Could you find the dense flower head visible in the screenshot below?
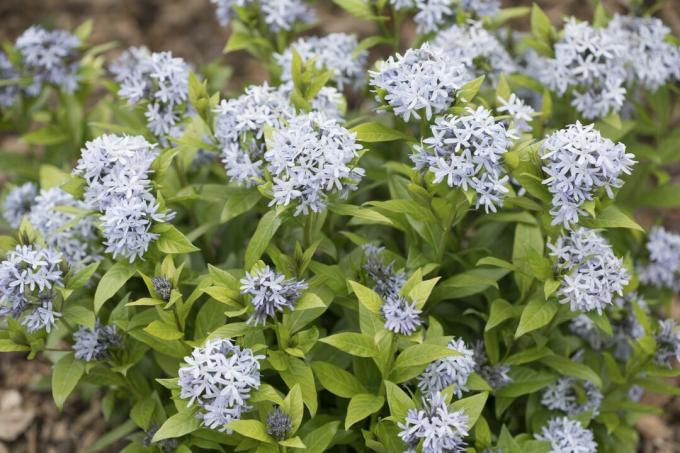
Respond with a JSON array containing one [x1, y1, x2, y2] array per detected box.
[[266, 407, 292, 441], [607, 15, 680, 91], [0, 52, 21, 107], [399, 391, 469, 453], [240, 265, 307, 326], [110, 47, 189, 140], [73, 320, 122, 362], [638, 226, 680, 291], [381, 295, 423, 335], [3, 182, 38, 228], [549, 228, 629, 313], [654, 319, 680, 368], [528, 18, 626, 119], [0, 244, 63, 333], [497, 93, 535, 139], [460, 0, 500, 17], [211, 0, 314, 31], [418, 338, 476, 397], [431, 22, 516, 80], [411, 106, 511, 213], [214, 83, 294, 187], [473, 341, 512, 390], [541, 377, 603, 416], [152, 276, 172, 301], [362, 244, 407, 300], [28, 188, 99, 270], [264, 112, 364, 215], [178, 338, 263, 431], [541, 122, 635, 227], [369, 43, 471, 121], [14, 25, 81, 95], [535, 417, 597, 453], [74, 134, 174, 262], [276, 33, 368, 90]]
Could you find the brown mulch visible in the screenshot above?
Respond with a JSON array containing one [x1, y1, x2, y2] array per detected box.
[[0, 353, 124, 453]]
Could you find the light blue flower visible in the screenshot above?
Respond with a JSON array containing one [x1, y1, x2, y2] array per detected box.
[[3, 182, 37, 228], [418, 338, 476, 397], [240, 266, 307, 326], [535, 417, 597, 453]]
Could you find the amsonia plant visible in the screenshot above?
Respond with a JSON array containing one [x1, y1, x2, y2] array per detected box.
[[1, 1, 680, 452]]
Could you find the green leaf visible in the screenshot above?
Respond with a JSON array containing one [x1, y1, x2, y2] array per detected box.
[[302, 421, 339, 453], [384, 380, 414, 421], [62, 305, 96, 330], [458, 75, 485, 102], [282, 384, 304, 434], [393, 343, 458, 370], [229, 419, 275, 443], [23, 126, 69, 145], [154, 224, 200, 254], [345, 393, 385, 430], [0, 339, 30, 352], [450, 392, 488, 429], [65, 262, 99, 290], [540, 355, 602, 388], [279, 357, 317, 415], [349, 280, 383, 315], [333, 0, 373, 19], [581, 204, 644, 231], [40, 164, 71, 189], [486, 299, 516, 331], [279, 437, 306, 448], [152, 408, 202, 442], [515, 297, 557, 338], [496, 368, 557, 397], [407, 277, 440, 309], [143, 320, 183, 340], [530, 4, 555, 44], [320, 332, 376, 357], [94, 261, 136, 313], [245, 209, 282, 269], [52, 352, 85, 410], [312, 362, 368, 398], [513, 223, 544, 297], [350, 122, 406, 142]]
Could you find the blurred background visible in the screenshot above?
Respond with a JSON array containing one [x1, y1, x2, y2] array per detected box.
[[0, 0, 678, 452]]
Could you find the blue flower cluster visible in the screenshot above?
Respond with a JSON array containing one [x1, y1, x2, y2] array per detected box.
[[412, 107, 511, 213], [418, 337, 476, 397], [535, 417, 597, 453], [74, 134, 175, 262], [370, 44, 471, 121], [211, 0, 314, 31], [240, 265, 307, 326], [638, 226, 680, 291], [541, 376, 603, 416], [178, 338, 263, 431], [548, 228, 628, 313], [73, 320, 122, 362], [541, 122, 635, 227], [0, 245, 63, 333], [110, 47, 189, 142]]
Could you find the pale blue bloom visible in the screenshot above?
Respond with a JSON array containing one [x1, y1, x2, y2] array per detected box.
[[412, 106, 511, 213], [638, 226, 680, 291], [362, 244, 407, 300], [0, 52, 21, 107], [111, 48, 189, 141], [418, 338, 476, 397], [473, 341, 511, 390], [549, 228, 628, 314], [0, 245, 63, 332], [399, 391, 469, 453], [497, 93, 535, 139], [528, 18, 627, 119], [382, 295, 422, 335], [211, 0, 314, 31], [28, 188, 99, 270], [15, 25, 81, 94], [414, 0, 454, 34], [240, 266, 307, 326], [214, 83, 294, 187], [276, 33, 368, 90], [370, 43, 471, 121], [541, 377, 603, 416], [541, 122, 635, 227], [265, 113, 364, 215], [178, 338, 263, 432], [607, 15, 680, 90], [535, 417, 597, 453], [74, 134, 174, 262], [73, 320, 122, 362], [655, 319, 680, 368], [431, 22, 516, 81], [3, 182, 37, 228], [460, 0, 500, 17]]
